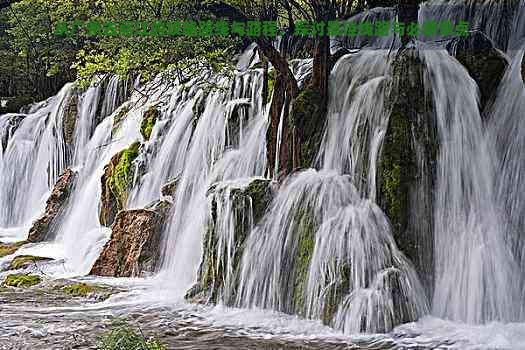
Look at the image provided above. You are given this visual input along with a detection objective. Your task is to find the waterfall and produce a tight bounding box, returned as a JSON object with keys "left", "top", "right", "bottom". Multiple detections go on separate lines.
{"left": 1, "top": 3, "right": 525, "bottom": 343}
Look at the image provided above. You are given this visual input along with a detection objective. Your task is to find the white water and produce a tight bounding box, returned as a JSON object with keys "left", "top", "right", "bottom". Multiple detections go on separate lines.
{"left": 1, "top": 2, "right": 525, "bottom": 348}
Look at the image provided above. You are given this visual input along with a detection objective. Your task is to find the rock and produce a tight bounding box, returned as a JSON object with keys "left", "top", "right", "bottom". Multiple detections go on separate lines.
{"left": 140, "top": 106, "right": 160, "bottom": 141}
{"left": 2, "top": 274, "right": 41, "bottom": 288}
{"left": 27, "top": 168, "right": 77, "bottom": 242}
{"left": 99, "top": 142, "right": 140, "bottom": 227}
{"left": 186, "top": 178, "right": 274, "bottom": 304}
{"left": 0, "top": 241, "right": 25, "bottom": 258}
{"left": 378, "top": 49, "right": 438, "bottom": 298}
{"left": 111, "top": 104, "right": 130, "bottom": 137}
{"left": 90, "top": 201, "right": 170, "bottom": 277}
{"left": 161, "top": 177, "right": 179, "bottom": 197}
{"left": 290, "top": 85, "right": 326, "bottom": 169}
{"left": 63, "top": 89, "right": 78, "bottom": 145}
{"left": 448, "top": 31, "right": 508, "bottom": 114}
{"left": 8, "top": 255, "right": 53, "bottom": 270}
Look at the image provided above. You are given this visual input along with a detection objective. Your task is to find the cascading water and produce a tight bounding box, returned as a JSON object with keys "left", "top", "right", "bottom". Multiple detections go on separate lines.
{"left": 1, "top": 1, "right": 525, "bottom": 348}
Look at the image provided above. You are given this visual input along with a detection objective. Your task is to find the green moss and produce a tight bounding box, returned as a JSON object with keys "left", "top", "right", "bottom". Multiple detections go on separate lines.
{"left": 62, "top": 283, "right": 93, "bottom": 297}
{"left": 290, "top": 85, "right": 326, "bottom": 169}
{"left": 3, "top": 274, "right": 41, "bottom": 288}
{"left": 292, "top": 207, "right": 315, "bottom": 314}
{"left": 97, "top": 320, "right": 166, "bottom": 350}
{"left": 9, "top": 255, "right": 52, "bottom": 270}
{"left": 0, "top": 241, "right": 25, "bottom": 257}
{"left": 108, "top": 142, "right": 140, "bottom": 211}
{"left": 140, "top": 106, "right": 160, "bottom": 141}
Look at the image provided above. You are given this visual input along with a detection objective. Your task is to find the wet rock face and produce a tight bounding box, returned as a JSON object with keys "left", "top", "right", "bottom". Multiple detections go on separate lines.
{"left": 27, "top": 169, "right": 77, "bottom": 243}
{"left": 63, "top": 89, "right": 78, "bottom": 146}
{"left": 186, "top": 179, "right": 274, "bottom": 304}
{"left": 140, "top": 106, "right": 160, "bottom": 141}
{"left": 90, "top": 203, "right": 169, "bottom": 277}
{"left": 378, "top": 49, "right": 438, "bottom": 299}
{"left": 99, "top": 142, "right": 140, "bottom": 227}
{"left": 161, "top": 177, "right": 179, "bottom": 198}
{"left": 448, "top": 31, "right": 508, "bottom": 114}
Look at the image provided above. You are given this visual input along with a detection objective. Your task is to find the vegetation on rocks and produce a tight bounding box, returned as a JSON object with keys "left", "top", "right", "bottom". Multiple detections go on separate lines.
{"left": 62, "top": 283, "right": 93, "bottom": 297}
{"left": 140, "top": 106, "right": 160, "bottom": 141}
{"left": 97, "top": 320, "right": 166, "bottom": 350}
{"left": 3, "top": 274, "right": 41, "bottom": 288}
{"left": 99, "top": 142, "right": 140, "bottom": 227}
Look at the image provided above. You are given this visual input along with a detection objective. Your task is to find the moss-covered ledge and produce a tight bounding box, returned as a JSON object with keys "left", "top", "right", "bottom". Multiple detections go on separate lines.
{"left": 2, "top": 274, "right": 42, "bottom": 288}
{"left": 99, "top": 142, "right": 140, "bottom": 227}
{"left": 140, "top": 106, "right": 160, "bottom": 141}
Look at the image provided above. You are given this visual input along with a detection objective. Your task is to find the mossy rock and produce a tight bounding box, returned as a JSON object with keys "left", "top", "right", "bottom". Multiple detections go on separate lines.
{"left": 63, "top": 89, "right": 79, "bottom": 145}
{"left": 140, "top": 106, "right": 160, "bottom": 141}
{"left": 3, "top": 274, "right": 42, "bottom": 288}
{"left": 9, "top": 255, "right": 53, "bottom": 270}
{"left": 0, "top": 241, "right": 25, "bottom": 258}
{"left": 291, "top": 207, "right": 315, "bottom": 315}
{"left": 99, "top": 142, "right": 140, "bottom": 226}
{"left": 62, "top": 283, "right": 94, "bottom": 297}
{"left": 266, "top": 68, "right": 275, "bottom": 105}
{"left": 448, "top": 31, "right": 508, "bottom": 114}
{"left": 290, "top": 85, "right": 326, "bottom": 169}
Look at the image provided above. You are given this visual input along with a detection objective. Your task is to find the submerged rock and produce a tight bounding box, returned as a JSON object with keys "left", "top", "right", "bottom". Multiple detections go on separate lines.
{"left": 0, "top": 241, "right": 25, "bottom": 258}
{"left": 90, "top": 202, "right": 170, "bottom": 277}
{"left": 27, "top": 168, "right": 77, "bottom": 243}
{"left": 8, "top": 255, "right": 53, "bottom": 270}
{"left": 186, "top": 178, "right": 274, "bottom": 304}
{"left": 99, "top": 142, "right": 140, "bottom": 227}
{"left": 448, "top": 31, "right": 508, "bottom": 114}
{"left": 378, "top": 49, "right": 438, "bottom": 298}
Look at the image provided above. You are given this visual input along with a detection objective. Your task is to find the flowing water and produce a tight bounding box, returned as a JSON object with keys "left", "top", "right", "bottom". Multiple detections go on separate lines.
{"left": 2, "top": 2, "right": 525, "bottom": 349}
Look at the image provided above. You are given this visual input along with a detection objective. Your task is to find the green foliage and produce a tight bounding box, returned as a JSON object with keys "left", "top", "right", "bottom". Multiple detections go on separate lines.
{"left": 3, "top": 274, "right": 41, "bottom": 288}
{"left": 97, "top": 320, "right": 166, "bottom": 350}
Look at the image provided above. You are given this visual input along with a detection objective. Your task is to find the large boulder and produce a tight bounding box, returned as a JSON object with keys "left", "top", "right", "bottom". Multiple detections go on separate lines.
{"left": 90, "top": 201, "right": 170, "bottom": 277}
{"left": 186, "top": 178, "right": 274, "bottom": 304}
{"left": 448, "top": 31, "right": 508, "bottom": 115}
{"left": 27, "top": 169, "right": 77, "bottom": 242}
{"left": 377, "top": 49, "right": 438, "bottom": 299}
{"left": 99, "top": 142, "right": 140, "bottom": 227}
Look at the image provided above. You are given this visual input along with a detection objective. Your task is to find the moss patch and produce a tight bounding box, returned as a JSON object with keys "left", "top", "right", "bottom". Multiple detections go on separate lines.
{"left": 140, "top": 106, "right": 160, "bottom": 141}
{"left": 0, "top": 241, "right": 25, "bottom": 258}
{"left": 9, "top": 255, "right": 52, "bottom": 270}
{"left": 3, "top": 274, "right": 42, "bottom": 288}
{"left": 266, "top": 68, "right": 275, "bottom": 105}
{"left": 290, "top": 85, "right": 326, "bottom": 169}
{"left": 62, "top": 283, "right": 93, "bottom": 297}
{"left": 291, "top": 207, "right": 315, "bottom": 314}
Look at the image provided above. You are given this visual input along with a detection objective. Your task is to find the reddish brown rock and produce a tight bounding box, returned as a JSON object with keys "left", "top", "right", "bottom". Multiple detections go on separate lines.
{"left": 27, "top": 169, "right": 77, "bottom": 242}
{"left": 90, "top": 204, "right": 168, "bottom": 277}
